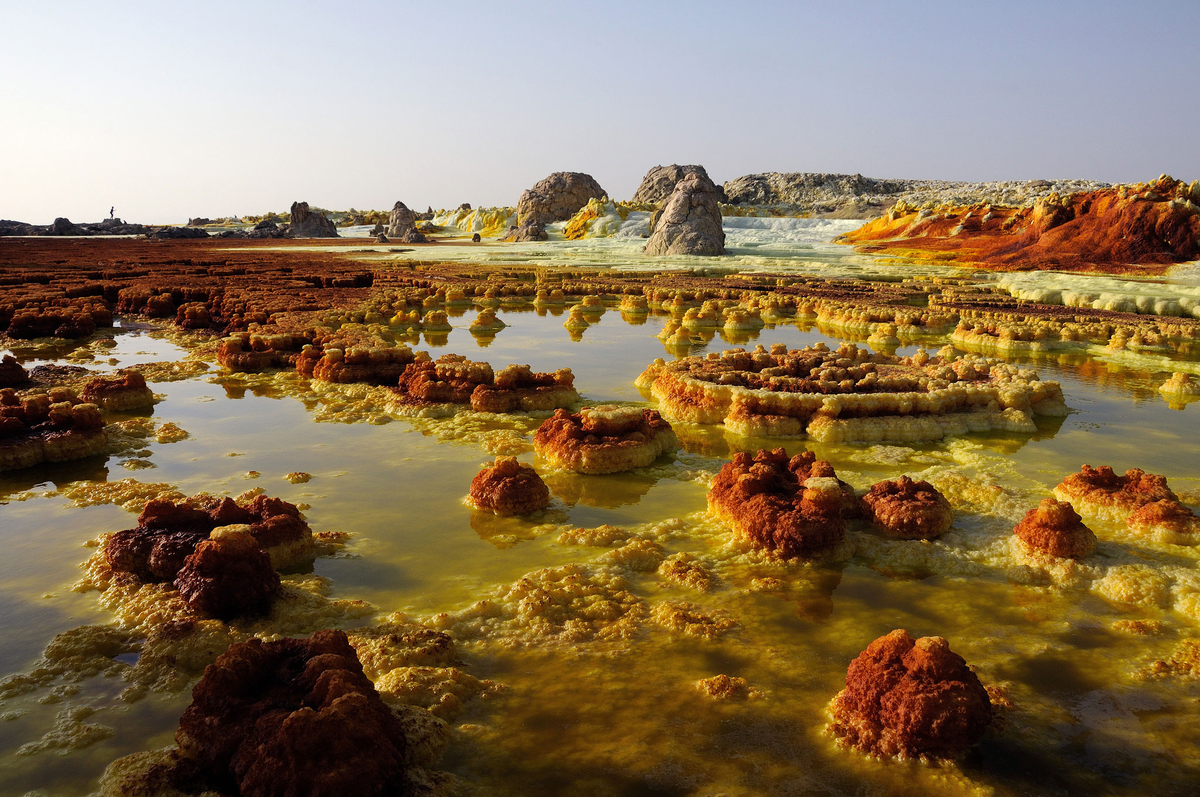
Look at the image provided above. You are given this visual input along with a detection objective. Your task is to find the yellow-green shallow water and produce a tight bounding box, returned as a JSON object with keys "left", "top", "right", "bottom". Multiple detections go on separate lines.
{"left": 2, "top": 300, "right": 1199, "bottom": 796}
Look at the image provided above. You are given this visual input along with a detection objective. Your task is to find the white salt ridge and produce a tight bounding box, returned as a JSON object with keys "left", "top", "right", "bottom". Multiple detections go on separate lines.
{"left": 996, "top": 270, "right": 1200, "bottom": 318}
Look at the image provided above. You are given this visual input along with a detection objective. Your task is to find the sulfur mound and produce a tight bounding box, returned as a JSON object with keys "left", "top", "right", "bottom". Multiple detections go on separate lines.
{"left": 1053, "top": 465, "right": 1177, "bottom": 522}
{"left": 80, "top": 370, "right": 155, "bottom": 411}
{"left": 533, "top": 406, "right": 677, "bottom": 474}
{"left": 173, "top": 526, "right": 280, "bottom": 620}
{"left": 1127, "top": 499, "right": 1200, "bottom": 545}
{"left": 638, "top": 342, "right": 1067, "bottom": 443}
{"left": 469, "top": 456, "right": 551, "bottom": 516}
{"left": 1013, "top": 498, "right": 1097, "bottom": 559}
{"left": 828, "top": 629, "right": 992, "bottom": 760}
{"left": 861, "top": 476, "right": 954, "bottom": 539}
{"left": 172, "top": 630, "right": 408, "bottom": 796}
{"left": 104, "top": 493, "right": 315, "bottom": 583}
{"left": 707, "top": 448, "right": 848, "bottom": 559}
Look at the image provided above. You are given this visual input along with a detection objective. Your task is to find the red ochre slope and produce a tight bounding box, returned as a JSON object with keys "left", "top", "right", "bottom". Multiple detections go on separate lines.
{"left": 837, "top": 175, "right": 1200, "bottom": 275}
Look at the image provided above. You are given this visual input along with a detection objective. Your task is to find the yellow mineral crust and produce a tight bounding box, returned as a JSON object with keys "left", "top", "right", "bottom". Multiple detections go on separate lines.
{"left": 696, "top": 674, "right": 763, "bottom": 700}
{"left": 657, "top": 552, "right": 716, "bottom": 591}
{"left": 639, "top": 342, "right": 1066, "bottom": 443}
{"left": 650, "top": 600, "right": 737, "bottom": 638}
{"left": 1160, "top": 372, "right": 1200, "bottom": 398}
{"left": 469, "top": 307, "right": 506, "bottom": 334}
{"left": 425, "top": 563, "right": 646, "bottom": 647}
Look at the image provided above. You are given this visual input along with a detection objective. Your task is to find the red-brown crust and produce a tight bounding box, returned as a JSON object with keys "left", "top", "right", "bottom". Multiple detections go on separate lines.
{"left": 0, "top": 355, "right": 29, "bottom": 388}
{"left": 1013, "top": 498, "right": 1097, "bottom": 558}
{"left": 469, "top": 456, "right": 551, "bottom": 515}
{"left": 80, "top": 369, "right": 155, "bottom": 410}
{"left": 1127, "top": 499, "right": 1200, "bottom": 537}
{"left": 173, "top": 630, "right": 407, "bottom": 796}
{"left": 707, "top": 448, "right": 848, "bottom": 558}
{"left": 861, "top": 476, "right": 954, "bottom": 539}
{"left": 828, "top": 629, "right": 992, "bottom": 759}
{"left": 1055, "top": 464, "right": 1176, "bottom": 516}
{"left": 173, "top": 530, "right": 280, "bottom": 620}
{"left": 533, "top": 406, "right": 678, "bottom": 474}
{"left": 104, "top": 494, "right": 310, "bottom": 581}
{"left": 393, "top": 355, "right": 578, "bottom": 413}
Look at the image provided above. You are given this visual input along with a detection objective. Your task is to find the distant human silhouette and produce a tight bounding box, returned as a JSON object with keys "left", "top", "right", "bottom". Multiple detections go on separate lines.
{"left": 110, "top": 206, "right": 114, "bottom": 219}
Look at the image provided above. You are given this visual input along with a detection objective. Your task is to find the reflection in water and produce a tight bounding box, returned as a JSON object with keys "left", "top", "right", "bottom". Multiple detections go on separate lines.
{"left": 542, "top": 470, "right": 658, "bottom": 509}
{"left": 3, "top": 298, "right": 1200, "bottom": 795}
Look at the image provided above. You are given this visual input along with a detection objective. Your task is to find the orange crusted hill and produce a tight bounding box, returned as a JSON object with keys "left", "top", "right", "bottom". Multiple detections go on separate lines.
{"left": 837, "top": 175, "right": 1200, "bottom": 274}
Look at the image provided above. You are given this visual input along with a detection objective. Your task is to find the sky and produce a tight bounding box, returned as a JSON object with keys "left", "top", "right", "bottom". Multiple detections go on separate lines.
{"left": 1, "top": 0, "right": 1197, "bottom": 224}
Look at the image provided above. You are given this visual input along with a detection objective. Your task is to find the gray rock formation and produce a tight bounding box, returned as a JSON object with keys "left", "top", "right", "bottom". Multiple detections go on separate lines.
{"left": 517, "top": 172, "right": 607, "bottom": 225}
{"left": 248, "top": 219, "right": 283, "bottom": 239}
{"left": 375, "top": 233, "right": 389, "bottom": 243}
{"left": 385, "top": 201, "right": 427, "bottom": 243}
{"left": 148, "top": 226, "right": 210, "bottom": 239}
{"left": 722, "top": 172, "right": 1111, "bottom": 217}
{"left": 633, "top": 165, "right": 725, "bottom": 204}
{"left": 643, "top": 173, "right": 726, "bottom": 256}
{"left": 502, "top": 220, "right": 548, "bottom": 242}
{"left": 285, "top": 201, "right": 338, "bottom": 238}
{"left": 47, "top": 217, "right": 87, "bottom": 236}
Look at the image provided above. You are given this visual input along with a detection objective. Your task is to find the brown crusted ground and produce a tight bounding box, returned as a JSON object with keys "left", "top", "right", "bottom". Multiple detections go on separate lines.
{"left": 171, "top": 630, "right": 408, "bottom": 796}
{"left": 707, "top": 449, "right": 848, "bottom": 558}
{"left": 828, "top": 629, "right": 992, "bottom": 759}
{"left": 861, "top": 476, "right": 954, "bottom": 539}
{"left": 0, "top": 237, "right": 376, "bottom": 339}
{"left": 469, "top": 456, "right": 551, "bottom": 515}
{"left": 838, "top": 176, "right": 1200, "bottom": 274}
{"left": 1013, "top": 498, "right": 1097, "bottom": 558}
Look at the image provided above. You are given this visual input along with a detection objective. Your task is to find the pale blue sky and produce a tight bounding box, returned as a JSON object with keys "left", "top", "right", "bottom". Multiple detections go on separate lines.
{"left": 1, "top": 0, "right": 1197, "bottom": 223}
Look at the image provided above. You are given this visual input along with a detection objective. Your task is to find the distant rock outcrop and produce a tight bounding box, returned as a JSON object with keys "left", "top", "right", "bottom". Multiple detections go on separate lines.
{"left": 384, "top": 201, "right": 427, "bottom": 243}
{"left": 148, "top": 226, "right": 210, "bottom": 239}
{"left": 633, "top": 165, "right": 725, "bottom": 204}
{"left": 502, "top": 220, "right": 548, "bottom": 242}
{"left": 517, "top": 172, "right": 607, "bottom": 225}
{"left": 284, "top": 201, "right": 338, "bottom": 238}
{"left": 723, "top": 172, "right": 1111, "bottom": 218}
{"left": 643, "top": 172, "right": 726, "bottom": 256}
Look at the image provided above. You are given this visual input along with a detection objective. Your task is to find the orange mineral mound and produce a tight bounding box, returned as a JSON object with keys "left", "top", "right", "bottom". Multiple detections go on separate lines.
{"left": 860, "top": 476, "right": 954, "bottom": 540}
{"left": 1013, "top": 498, "right": 1097, "bottom": 559}
{"left": 80, "top": 369, "right": 155, "bottom": 411}
{"left": 1127, "top": 499, "right": 1200, "bottom": 545}
{"left": 707, "top": 448, "right": 849, "bottom": 559}
{"left": 1053, "top": 464, "right": 1176, "bottom": 523}
{"left": 0, "top": 387, "right": 105, "bottom": 471}
{"left": 469, "top": 456, "right": 551, "bottom": 516}
{"left": 828, "top": 629, "right": 992, "bottom": 760}
{"left": 392, "top": 354, "right": 578, "bottom": 414}
{"left": 838, "top": 175, "right": 1200, "bottom": 274}
{"left": 533, "top": 405, "right": 677, "bottom": 474}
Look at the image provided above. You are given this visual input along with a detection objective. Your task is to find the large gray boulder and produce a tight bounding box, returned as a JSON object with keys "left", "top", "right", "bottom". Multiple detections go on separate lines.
{"left": 45, "top": 217, "right": 88, "bottom": 236}
{"left": 501, "top": 220, "right": 548, "bottom": 242}
{"left": 384, "top": 201, "right": 427, "bottom": 243}
{"left": 517, "top": 172, "right": 606, "bottom": 225}
{"left": 643, "top": 173, "right": 726, "bottom": 256}
{"left": 632, "top": 164, "right": 725, "bottom": 204}
{"left": 285, "top": 201, "right": 338, "bottom": 238}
